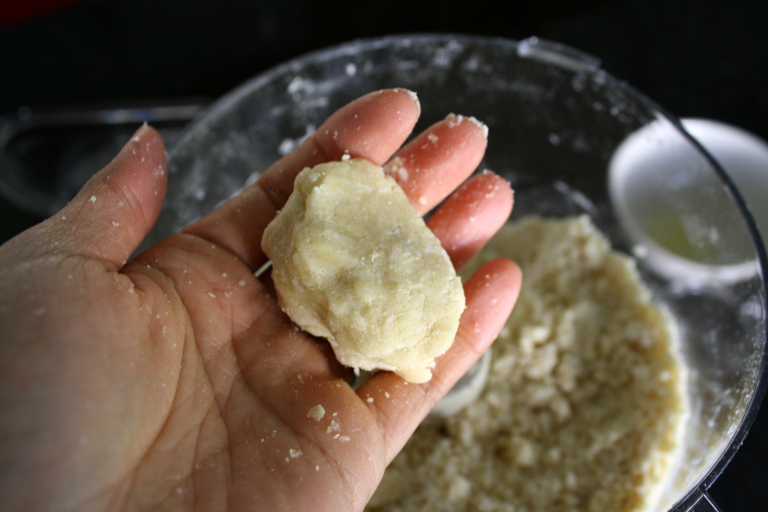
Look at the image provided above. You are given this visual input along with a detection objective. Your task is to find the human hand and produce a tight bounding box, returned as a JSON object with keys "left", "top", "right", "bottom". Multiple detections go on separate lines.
{"left": 0, "top": 89, "right": 521, "bottom": 512}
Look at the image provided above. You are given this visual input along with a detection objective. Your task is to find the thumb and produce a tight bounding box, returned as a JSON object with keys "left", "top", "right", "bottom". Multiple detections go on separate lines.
{"left": 53, "top": 124, "right": 167, "bottom": 266}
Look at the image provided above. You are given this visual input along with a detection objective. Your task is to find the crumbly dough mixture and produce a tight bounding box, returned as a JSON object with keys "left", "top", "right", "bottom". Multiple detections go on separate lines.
{"left": 262, "top": 159, "right": 465, "bottom": 383}
{"left": 367, "top": 216, "right": 687, "bottom": 512}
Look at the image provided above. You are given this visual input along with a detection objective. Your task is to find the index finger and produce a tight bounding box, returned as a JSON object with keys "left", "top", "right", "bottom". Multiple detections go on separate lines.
{"left": 182, "top": 89, "right": 421, "bottom": 270}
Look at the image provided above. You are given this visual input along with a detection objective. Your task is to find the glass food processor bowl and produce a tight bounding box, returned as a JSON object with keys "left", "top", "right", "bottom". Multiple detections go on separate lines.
{"left": 146, "top": 35, "right": 768, "bottom": 512}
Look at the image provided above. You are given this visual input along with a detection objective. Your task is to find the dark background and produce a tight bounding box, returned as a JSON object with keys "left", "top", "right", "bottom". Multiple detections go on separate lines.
{"left": 1, "top": 0, "right": 766, "bottom": 509}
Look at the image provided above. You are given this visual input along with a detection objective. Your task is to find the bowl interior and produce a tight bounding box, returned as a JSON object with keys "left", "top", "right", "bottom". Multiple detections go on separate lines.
{"left": 152, "top": 35, "right": 768, "bottom": 511}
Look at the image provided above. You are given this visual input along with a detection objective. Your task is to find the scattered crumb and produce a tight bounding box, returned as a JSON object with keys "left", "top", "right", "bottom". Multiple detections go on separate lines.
{"left": 89, "top": 195, "right": 97, "bottom": 203}
{"left": 367, "top": 397, "right": 374, "bottom": 403}
{"left": 445, "top": 113, "right": 463, "bottom": 127}
{"left": 386, "top": 156, "right": 409, "bottom": 182}
{"left": 327, "top": 420, "right": 340, "bottom": 433}
{"left": 427, "top": 133, "right": 439, "bottom": 143}
{"left": 239, "top": 279, "right": 247, "bottom": 287}
{"left": 289, "top": 449, "right": 303, "bottom": 458}
{"left": 338, "top": 435, "right": 351, "bottom": 442}
{"left": 307, "top": 405, "right": 326, "bottom": 421}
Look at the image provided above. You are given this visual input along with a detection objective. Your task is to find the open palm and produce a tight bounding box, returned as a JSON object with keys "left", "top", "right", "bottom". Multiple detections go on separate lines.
{"left": 0, "top": 89, "right": 521, "bottom": 512}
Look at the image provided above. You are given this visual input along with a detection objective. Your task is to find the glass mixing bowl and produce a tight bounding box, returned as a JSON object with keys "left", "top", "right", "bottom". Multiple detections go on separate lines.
{"left": 146, "top": 35, "right": 768, "bottom": 512}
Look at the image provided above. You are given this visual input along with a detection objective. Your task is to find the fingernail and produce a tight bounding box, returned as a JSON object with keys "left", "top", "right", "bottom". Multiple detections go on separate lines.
{"left": 444, "top": 113, "right": 489, "bottom": 140}
{"left": 112, "top": 123, "right": 165, "bottom": 175}
{"left": 468, "top": 116, "right": 489, "bottom": 139}
{"left": 394, "top": 88, "right": 421, "bottom": 114}
{"left": 130, "top": 122, "right": 150, "bottom": 143}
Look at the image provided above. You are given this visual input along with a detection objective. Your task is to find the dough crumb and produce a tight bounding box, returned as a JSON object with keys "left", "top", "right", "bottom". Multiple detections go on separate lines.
{"left": 307, "top": 405, "right": 326, "bottom": 421}
{"left": 386, "top": 156, "right": 409, "bottom": 182}
{"left": 445, "top": 113, "right": 464, "bottom": 127}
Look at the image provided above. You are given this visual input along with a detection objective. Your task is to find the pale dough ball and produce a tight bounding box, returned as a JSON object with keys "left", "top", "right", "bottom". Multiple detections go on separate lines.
{"left": 261, "top": 159, "right": 465, "bottom": 383}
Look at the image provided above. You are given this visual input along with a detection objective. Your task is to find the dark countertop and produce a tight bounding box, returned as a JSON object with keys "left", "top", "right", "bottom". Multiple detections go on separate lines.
{"left": 1, "top": 0, "right": 767, "bottom": 510}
